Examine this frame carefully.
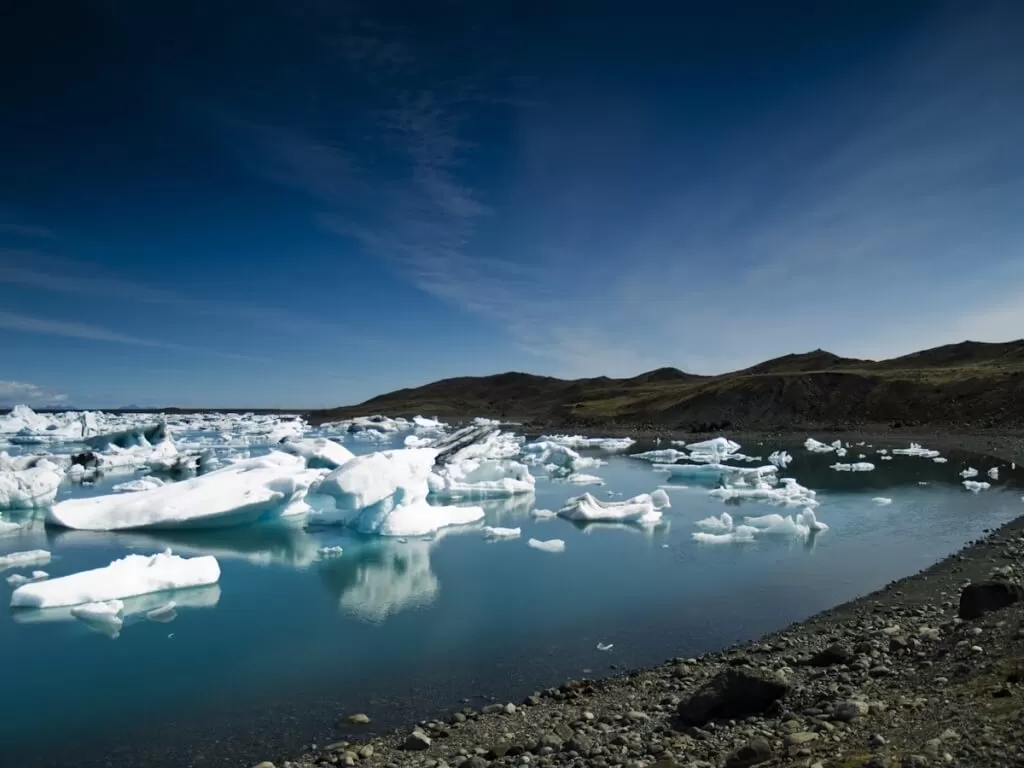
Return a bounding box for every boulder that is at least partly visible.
[958,581,1023,620]
[808,643,854,667]
[676,669,790,725]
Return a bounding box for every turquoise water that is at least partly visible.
[1,437,1022,768]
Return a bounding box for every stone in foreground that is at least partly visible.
[724,737,773,767]
[958,580,1023,620]
[675,668,790,725]
[404,730,432,750]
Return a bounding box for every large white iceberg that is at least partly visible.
[708,477,818,507]
[0,465,64,510]
[10,549,220,608]
[315,448,484,536]
[559,489,670,525]
[520,441,604,475]
[804,437,836,453]
[685,437,742,463]
[47,452,324,530]
[963,480,991,493]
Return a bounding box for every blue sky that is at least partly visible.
[2,1,1023,408]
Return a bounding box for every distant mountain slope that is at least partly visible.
[311,339,1024,429]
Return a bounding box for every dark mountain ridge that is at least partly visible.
[315,339,1024,430]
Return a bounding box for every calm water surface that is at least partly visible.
[1,437,1021,768]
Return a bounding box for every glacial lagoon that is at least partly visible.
[1,412,1022,768]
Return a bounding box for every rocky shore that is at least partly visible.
[261,432,1024,768]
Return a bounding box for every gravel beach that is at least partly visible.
[263,430,1024,768]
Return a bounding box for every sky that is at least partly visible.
[2,0,1023,409]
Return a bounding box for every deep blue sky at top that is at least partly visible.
[2,0,1023,408]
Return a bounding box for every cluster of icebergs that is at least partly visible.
[692,508,827,543]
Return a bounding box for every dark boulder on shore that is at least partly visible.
[675,668,790,725]
[958,580,1024,620]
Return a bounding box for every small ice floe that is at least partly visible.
[71,600,125,638]
[0,549,51,571]
[565,473,605,485]
[9,549,219,608]
[879,455,893,461]
[145,601,178,623]
[767,450,792,468]
[933,457,948,464]
[892,443,940,458]
[481,526,521,540]
[527,538,566,553]
[804,438,836,453]
[530,508,557,519]
[6,570,48,587]
[987,467,999,480]
[918,481,930,486]
[872,497,892,505]
[596,642,614,652]
[559,490,669,525]
[877,449,888,454]
[743,509,828,536]
[692,526,758,544]
[830,462,875,472]
[695,512,734,533]
[963,480,991,493]
[960,467,979,478]
[317,545,344,558]
[709,477,818,507]
[632,448,689,463]
[657,484,689,491]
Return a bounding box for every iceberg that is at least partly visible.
[892,443,941,458]
[565,473,605,485]
[317,448,437,511]
[692,525,758,544]
[960,467,978,478]
[872,497,893,505]
[520,441,604,475]
[685,437,742,463]
[963,480,991,493]
[317,545,344,559]
[743,509,827,536]
[694,512,733,533]
[539,435,634,452]
[348,498,484,537]
[987,467,999,480]
[6,570,48,586]
[830,462,876,472]
[530,508,557,519]
[631,448,690,463]
[47,452,323,531]
[404,434,436,449]
[804,438,835,453]
[412,415,445,431]
[481,526,521,539]
[279,438,355,470]
[558,490,669,525]
[427,458,535,499]
[933,457,948,464]
[708,477,818,507]
[10,549,220,608]
[768,450,792,468]
[0,549,51,571]
[527,538,565,553]
[472,417,502,427]
[0,465,64,510]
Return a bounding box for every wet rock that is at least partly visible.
[404,730,432,751]
[901,756,929,768]
[357,746,373,759]
[724,738,773,767]
[566,733,595,755]
[346,714,371,725]
[463,757,489,768]
[958,581,1023,620]
[254,763,276,768]
[486,744,512,759]
[808,643,854,667]
[675,669,790,725]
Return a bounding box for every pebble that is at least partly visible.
[870,733,887,747]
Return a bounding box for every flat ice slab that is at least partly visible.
[0,549,52,571]
[527,538,566,553]
[559,490,668,525]
[47,452,322,530]
[10,549,220,608]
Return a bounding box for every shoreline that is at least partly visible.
[266,431,1024,768]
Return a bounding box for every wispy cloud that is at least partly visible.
[0,310,273,363]
[0,248,359,340]
[234,3,1024,378]
[0,380,68,407]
